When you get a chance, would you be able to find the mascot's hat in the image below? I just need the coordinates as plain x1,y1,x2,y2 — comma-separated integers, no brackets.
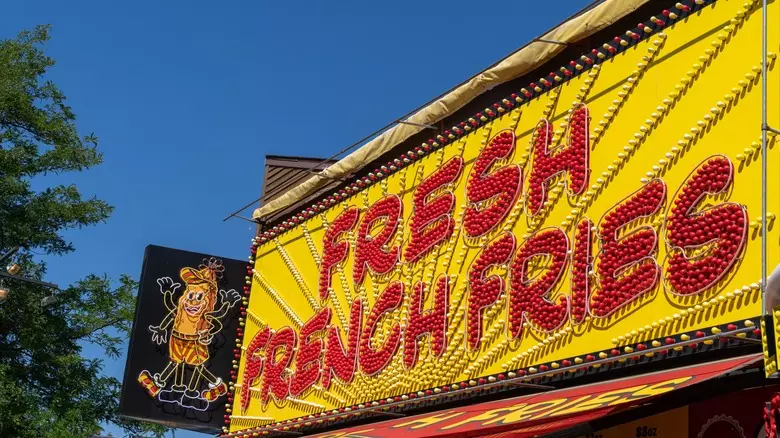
180,265,218,288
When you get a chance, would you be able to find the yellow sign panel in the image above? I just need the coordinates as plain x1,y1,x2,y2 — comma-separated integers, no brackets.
232,0,779,433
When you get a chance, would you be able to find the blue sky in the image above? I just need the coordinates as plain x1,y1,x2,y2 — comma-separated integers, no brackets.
0,1,590,436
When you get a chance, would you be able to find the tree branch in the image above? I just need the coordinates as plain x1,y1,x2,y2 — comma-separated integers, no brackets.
69,318,122,341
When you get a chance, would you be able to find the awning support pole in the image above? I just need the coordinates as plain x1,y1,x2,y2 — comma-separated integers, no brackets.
718,334,762,344
534,38,569,45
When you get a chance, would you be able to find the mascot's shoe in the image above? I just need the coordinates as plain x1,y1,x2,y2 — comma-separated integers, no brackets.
180,389,208,410
202,379,228,402
138,370,161,398
158,389,184,404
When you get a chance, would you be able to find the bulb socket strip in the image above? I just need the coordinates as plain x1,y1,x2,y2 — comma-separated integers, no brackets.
222,318,760,437
222,239,261,434
255,0,717,244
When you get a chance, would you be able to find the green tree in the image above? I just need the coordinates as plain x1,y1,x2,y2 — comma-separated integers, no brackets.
0,25,167,438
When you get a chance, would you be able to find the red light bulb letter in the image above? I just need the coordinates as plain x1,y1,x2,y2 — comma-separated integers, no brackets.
591,179,666,317
464,130,522,237
509,228,570,338
260,327,297,405
240,326,271,413
467,232,516,350
319,207,359,300
526,104,590,216
322,298,363,389
290,308,331,397
664,156,747,295
403,274,450,368
405,157,464,263
354,195,403,286
360,281,403,376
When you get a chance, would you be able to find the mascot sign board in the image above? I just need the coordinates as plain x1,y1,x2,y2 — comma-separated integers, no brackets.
120,245,244,433
229,0,780,435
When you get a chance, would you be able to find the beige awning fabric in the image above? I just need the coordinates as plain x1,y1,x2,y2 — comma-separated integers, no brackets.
253,0,650,220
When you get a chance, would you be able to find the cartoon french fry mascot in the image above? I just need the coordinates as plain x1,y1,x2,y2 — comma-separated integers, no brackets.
138,258,241,410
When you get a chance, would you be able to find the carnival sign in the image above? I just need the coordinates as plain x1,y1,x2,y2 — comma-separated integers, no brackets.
230,0,779,434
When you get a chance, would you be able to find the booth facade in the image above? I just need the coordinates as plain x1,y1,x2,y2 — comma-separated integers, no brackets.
159,0,780,436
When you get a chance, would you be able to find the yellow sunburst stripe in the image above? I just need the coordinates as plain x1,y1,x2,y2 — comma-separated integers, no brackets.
301,224,322,266
592,38,665,145
445,281,470,341
343,228,358,302
287,396,326,410
464,338,509,378
253,271,303,328
657,50,775,181
237,384,328,410
312,385,346,405
229,415,275,429
443,347,467,381
325,287,348,331
438,280,469,376
336,378,359,397
578,32,734,224
364,354,405,400
335,265,353,304
418,332,463,388
246,309,267,328
544,65,599,151
381,177,390,196
328,382,356,404
274,237,320,312
230,414,274,421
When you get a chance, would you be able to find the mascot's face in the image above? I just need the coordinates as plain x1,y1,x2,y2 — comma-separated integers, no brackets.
180,283,210,318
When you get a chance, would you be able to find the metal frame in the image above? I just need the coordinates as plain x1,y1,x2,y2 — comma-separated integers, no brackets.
0,270,58,290
0,246,58,304
762,0,769,319
397,120,438,130
0,246,19,266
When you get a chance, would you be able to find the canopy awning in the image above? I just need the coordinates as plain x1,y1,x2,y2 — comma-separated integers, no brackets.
311,354,761,438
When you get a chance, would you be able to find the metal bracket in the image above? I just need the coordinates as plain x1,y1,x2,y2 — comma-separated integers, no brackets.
763,124,780,136
231,214,261,224
534,38,569,46
0,270,58,290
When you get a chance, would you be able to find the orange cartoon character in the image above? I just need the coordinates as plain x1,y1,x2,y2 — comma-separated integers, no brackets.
138,258,241,410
